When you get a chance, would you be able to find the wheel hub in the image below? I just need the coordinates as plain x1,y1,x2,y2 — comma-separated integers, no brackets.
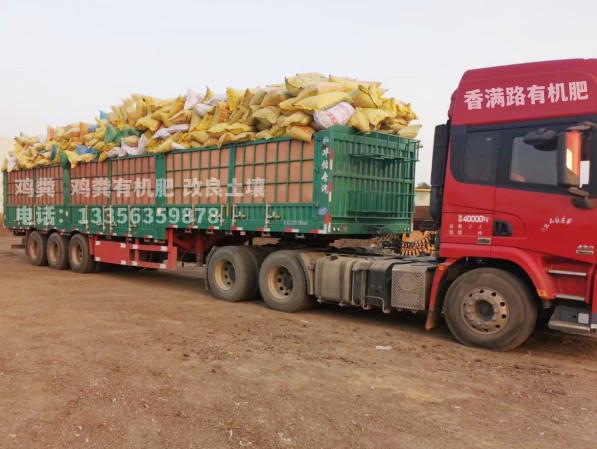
267,266,293,300
213,260,235,291
461,287,509,334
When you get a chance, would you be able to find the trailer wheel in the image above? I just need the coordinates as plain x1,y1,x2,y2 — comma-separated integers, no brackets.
259,250,313,313
444,268,537,351
47,233,70,270
27,231,48,266
208,246,259,302
68,234,96,273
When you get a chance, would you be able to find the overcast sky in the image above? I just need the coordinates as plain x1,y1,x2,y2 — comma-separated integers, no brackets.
0,0,595,182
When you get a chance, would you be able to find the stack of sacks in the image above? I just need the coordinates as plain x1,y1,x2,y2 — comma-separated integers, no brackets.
2,73,420,172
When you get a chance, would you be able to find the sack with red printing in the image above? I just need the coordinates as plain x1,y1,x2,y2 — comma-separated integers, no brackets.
313,102,355,129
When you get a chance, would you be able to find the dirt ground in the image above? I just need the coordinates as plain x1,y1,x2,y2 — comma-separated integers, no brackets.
0,233,596,449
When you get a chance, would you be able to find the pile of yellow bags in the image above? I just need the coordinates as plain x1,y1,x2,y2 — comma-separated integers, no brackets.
2,73,420,171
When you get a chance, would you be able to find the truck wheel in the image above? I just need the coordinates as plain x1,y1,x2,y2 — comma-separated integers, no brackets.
444,268,537,351
259,250,313,313
27,231,49,266
47,233,70,270
208,246,259,302
68,234,96,273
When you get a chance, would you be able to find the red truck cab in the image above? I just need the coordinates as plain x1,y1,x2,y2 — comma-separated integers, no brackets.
429,59,597,349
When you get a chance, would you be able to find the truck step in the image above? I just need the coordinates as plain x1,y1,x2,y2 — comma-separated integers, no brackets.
548,319,594,334
547,269,587,277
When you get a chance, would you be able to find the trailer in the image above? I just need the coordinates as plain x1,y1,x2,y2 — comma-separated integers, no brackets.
5,59,597,351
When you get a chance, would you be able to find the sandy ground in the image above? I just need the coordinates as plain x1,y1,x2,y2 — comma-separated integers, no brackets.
0,233,596,449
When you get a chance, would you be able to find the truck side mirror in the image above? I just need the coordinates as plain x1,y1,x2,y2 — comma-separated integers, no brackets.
557,131,582,188
523,128,557,150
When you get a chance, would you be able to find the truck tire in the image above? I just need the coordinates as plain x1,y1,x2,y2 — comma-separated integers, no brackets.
68,234,96,274
47,233,70,270
444,268,537,351
27,231,48,266
207,246,259,302
259,250,313,313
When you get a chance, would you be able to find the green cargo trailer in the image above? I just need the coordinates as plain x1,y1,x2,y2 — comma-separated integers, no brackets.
4,126,417,239
4,125,427,319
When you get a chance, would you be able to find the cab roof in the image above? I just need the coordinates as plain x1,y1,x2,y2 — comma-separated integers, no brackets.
450,59,597,126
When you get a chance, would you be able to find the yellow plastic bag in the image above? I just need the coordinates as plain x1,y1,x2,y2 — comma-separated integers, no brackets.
387,118,408,132
135,96,147,119
227,106,247,124
295,82,347,101
151,105,170,120
218,132,235,148
34,157,52,167
206,123,230,138
47,126,56,140
282,111,312,127
169,109,192,125
196,111,214,131
190,130,210,144
294,91,354,112
396,101,418,121
269,124,285,138
203,137,219,147
278,97,300,112
233,132,255,143
159,111,173,128
189,109,201,131
203,86,215,103
168,96,185,116
256,121,272,132
122,135,140,146
210,102,230,127
397,124,422,139
255,130,274,140
227,87,244,111
286,125,315,142
347,108,370,132
155,137,173,153
361,108,392,127
285,72,326,96
351,84,383,108
252,106,281,126
227,122,253,135
261,88,291,107
250,89,267,106
64,149,92,169
241,88,256,107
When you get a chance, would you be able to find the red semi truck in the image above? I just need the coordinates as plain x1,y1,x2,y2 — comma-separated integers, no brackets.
4,59,597,350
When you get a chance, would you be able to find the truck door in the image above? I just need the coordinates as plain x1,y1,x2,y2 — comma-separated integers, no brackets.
440,127,500,258
492,125,597,280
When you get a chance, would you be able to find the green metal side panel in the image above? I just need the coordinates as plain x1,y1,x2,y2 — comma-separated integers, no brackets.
322,126,417,235
3,126,417,239
228,138,318,233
